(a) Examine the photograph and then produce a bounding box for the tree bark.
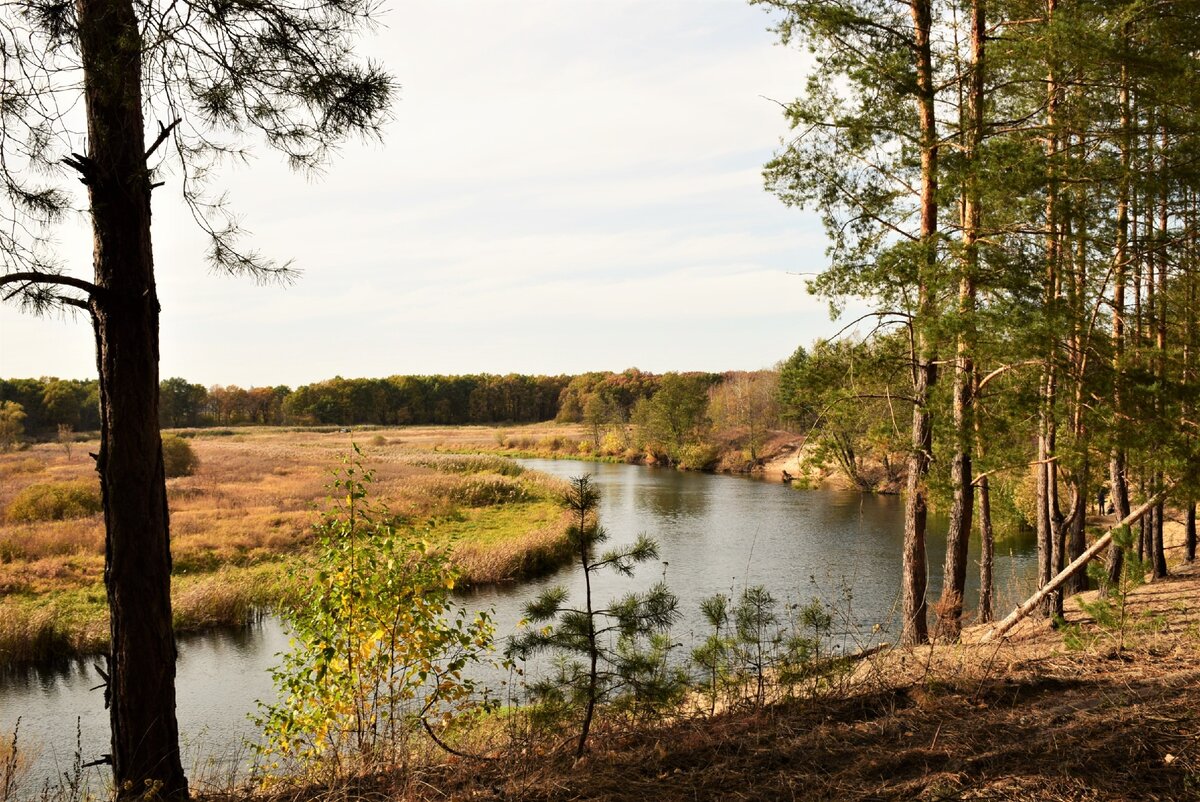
[1152,127,1169,581]
[977,473,995,623]
[901,0,939,647]
[937,0,985,642]
[1034,0,1064,619]
[1187,503,1197,562]
[77,0,187,795]
[1106,27,1134,587]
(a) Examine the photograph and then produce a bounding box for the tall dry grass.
[0,427,571,666]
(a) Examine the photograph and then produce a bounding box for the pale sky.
[0,0,855,388]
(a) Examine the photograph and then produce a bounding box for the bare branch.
[0,270,100,297]
[145,118,182,160]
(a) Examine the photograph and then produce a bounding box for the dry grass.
[0,427,572,666]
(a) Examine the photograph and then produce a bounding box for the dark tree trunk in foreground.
[78,0,186,795]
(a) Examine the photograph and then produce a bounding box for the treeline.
[554,369,779,468]
[0,378,100,433]
[758,0,1200,644]
[0,371,782,450]
[0,374,571,430]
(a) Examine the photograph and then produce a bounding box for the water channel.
[0,459,1037,790]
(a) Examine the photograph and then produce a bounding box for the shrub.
[677,443,720,471]
[162,434,200,477]
[7,481,102,522]
[254,453,493,784]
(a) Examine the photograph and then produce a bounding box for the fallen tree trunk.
[980,480,1178,643]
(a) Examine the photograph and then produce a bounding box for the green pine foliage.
[691,588,838,713]
[1062,526,1165,653]
[507,475,682,756]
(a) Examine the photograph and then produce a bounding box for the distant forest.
[0,369,731,431]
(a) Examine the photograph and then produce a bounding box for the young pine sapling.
[507,475,680,757]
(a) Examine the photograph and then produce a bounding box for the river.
[0,459,1036,791]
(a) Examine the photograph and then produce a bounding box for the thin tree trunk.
[1066,201,1089,596]
[578,507,598,758]
[937,0,985,642]
[1188,194,1198,565]
[1153,496,1167,578]
[901,0,939,646]
[1138,478,1149,561]
[1187,503,1197,562]
[78,0,187,794]
[1038,0,1062,618]
[1152,126,1169,580]
[974,367,995,623]
[978,473,995,623]
[1107,35,1134,586]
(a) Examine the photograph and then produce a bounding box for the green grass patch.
[430,500,561,547]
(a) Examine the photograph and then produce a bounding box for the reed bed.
[0,428,573,666]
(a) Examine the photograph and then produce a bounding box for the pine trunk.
[1038,0,1062,617]
[77,0,186,795]
[937,0,985,642]
[978,473,995,623]
[901,0,938,647]
[1106,32,1133,587]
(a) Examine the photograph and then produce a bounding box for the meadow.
[0,426,580,665]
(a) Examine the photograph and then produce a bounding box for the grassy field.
[0,426,578,665]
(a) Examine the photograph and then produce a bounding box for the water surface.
[1,459,1036,790]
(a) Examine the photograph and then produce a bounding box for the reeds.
[0,429,573,666]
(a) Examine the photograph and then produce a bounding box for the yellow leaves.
[255,458,497,783]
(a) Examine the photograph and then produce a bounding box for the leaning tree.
[0,0,392,795]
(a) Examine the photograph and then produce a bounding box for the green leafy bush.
[254,451,493,784]
[6,481,102,522]
[162,434,199,477]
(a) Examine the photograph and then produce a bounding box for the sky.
[0,0,859,388]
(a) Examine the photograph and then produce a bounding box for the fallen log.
[980,480,1179,644]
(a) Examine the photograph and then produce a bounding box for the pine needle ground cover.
[358,559,1200,802]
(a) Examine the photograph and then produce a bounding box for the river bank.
[402,420,885,490]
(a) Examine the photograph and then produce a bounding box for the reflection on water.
[0,619,290,794]
[1,459,1037,789]
[633,468,711,520]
